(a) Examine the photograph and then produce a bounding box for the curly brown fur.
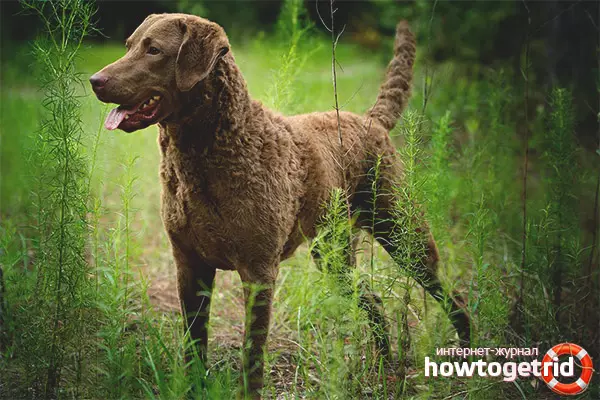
[91,14,470,399]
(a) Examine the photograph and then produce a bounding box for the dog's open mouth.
[105,95,163,131]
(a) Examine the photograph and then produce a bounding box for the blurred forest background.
[0,0,599,399]
[2,0,599,140]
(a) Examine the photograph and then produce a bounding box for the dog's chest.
[157,122,308,269]
[157,142,280,266]
[159,148,227,245]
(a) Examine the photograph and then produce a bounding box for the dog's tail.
[367,21,416,131]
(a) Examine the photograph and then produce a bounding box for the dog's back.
[281,21,416,248]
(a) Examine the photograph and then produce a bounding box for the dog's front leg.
[239,269,276,399]
[173,245,216,366]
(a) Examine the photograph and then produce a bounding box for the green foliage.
[373,0,517,61]
[173,0,271,38]
[389,111,428,389]
[392,111,428,276]
[12,0,97,396]
[522,88,581,344]
[425,111,453,239]
[308,188,390,398]
[314,188,354,281]
[544,89,577,227]
[266,0,314,113]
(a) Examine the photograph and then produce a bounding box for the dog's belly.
[279,194,330,261]
[281,232,304,260]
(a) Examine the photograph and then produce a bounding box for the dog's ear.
[176,17,230,92]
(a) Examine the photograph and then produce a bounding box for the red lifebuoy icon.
[541,343,593,395]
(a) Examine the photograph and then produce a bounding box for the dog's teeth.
[153,95,160,100]
[125,115,130,120]
[149,98,156,105]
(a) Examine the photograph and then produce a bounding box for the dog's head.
[90,13,229,132]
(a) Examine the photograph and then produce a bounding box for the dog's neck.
[161,53,251,151]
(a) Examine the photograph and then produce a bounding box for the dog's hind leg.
[357,280,391,355]
[311,233,391,356]
[357,190,471,346]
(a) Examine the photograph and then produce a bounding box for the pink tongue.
[105,107,129,130]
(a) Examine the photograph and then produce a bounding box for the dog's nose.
[89,73,108,90]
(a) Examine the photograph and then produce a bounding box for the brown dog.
[90,13,470,398]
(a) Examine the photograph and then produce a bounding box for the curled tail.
[367,21,416,131]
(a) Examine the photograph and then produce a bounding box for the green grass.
[1,13,598,399]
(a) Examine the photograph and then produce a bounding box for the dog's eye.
[147,46,161,55]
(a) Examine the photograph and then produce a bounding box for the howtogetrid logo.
[425,342,594,396]
[541,343,593,395]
